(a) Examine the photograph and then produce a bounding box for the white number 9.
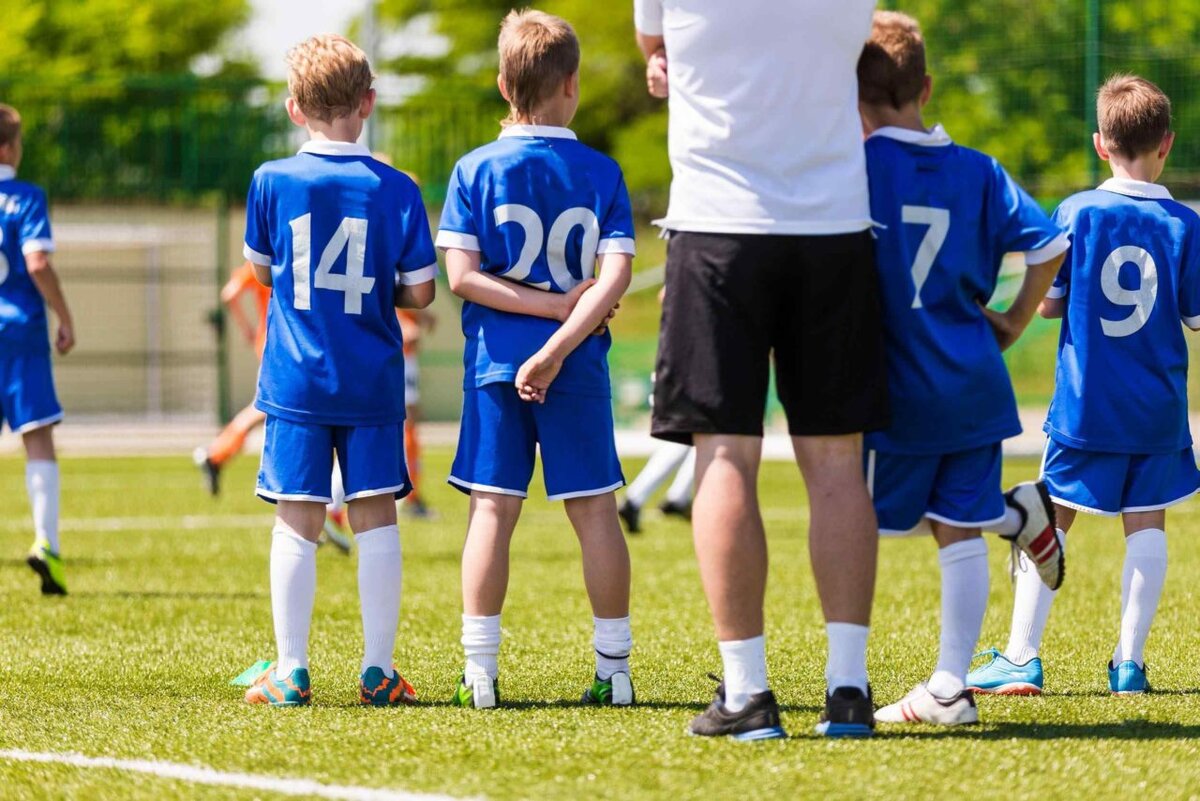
[1100,246,1158,338]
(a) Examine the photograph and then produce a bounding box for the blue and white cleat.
[966,649,1043,696]
[814,686,875,737]
[1108,660,1151,696]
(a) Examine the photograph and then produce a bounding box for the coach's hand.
[56,322,76,355]
[647,49,669,98]
[515,350,562,404]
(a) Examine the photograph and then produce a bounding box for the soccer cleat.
[966,649,1044,695]
[658,499,692,521]
[874,683,979,726]
[26,540,67,596]
[581,672,635,706]
[193,446,221,496]
[1001,481,1064,590]
[814,686,875,737]
[688,676,786,741]
[452,674,498,709]
[244,664,311,706]
[319,517,352,555]
[1109,660,1151,695]
[618,500,641,534]
[359,666,417,706]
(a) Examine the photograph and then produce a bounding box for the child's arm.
[25,251,75,355]
[444,247,592,322]
[982,252,1065,351]
[221,263,259,345]
[397,279,436,310]
[515,253,633,403]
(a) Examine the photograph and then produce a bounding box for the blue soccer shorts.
[257,416,410,504]
[1041,438,1200,516]
[865,443,1006,535]
[0,351,63,434]
[450,384,625,501]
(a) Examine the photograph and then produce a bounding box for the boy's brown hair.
[1097,75,1172,158]
[286,34,374,123]
[857,11,927,110]
[0,104,21,149]
[498,9,580,124]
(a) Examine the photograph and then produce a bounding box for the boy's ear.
[359,88,377,119]
[497,74,511,103]
[1093,132,1111,163]
[1160,130,1176,160]
[565,71,579,99]
[919,75,933,107]
[285,97,307,128]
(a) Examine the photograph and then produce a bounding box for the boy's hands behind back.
[516,350,562,404]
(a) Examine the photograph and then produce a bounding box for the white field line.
[0,513,269,534]
[0,750,474,801]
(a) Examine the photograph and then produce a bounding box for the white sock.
[270,524,318,677]
[718,635,769,713]
[356,525,402,674]
[328,463,346,514]
[664,449,696,505]
[462,614,501,682]
[1004,529,1065,665]
[990,505,1023,537]
[928,538,989,698]
[594,616,633,680]
[1114,528,1167,667]
[26,460,60,553]
[825,622,870,694]
[624,442,690,508]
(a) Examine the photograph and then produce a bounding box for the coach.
[634,0,885,738]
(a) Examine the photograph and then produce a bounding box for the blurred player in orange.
[398,308,435,518]
[194,261,269,495]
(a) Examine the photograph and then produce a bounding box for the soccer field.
[1,450,1199,800]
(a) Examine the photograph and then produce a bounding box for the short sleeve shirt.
[0,165,55,355]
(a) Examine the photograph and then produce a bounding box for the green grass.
[2,450,1200,800]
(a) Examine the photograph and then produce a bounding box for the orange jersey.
[223,262,271,360]
[397,310,420,357]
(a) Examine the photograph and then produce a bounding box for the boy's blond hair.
[0,104,21,149]
[286,34,374,123]
[857,11,926,110]
[498,9,580,124]
[1097,75,1172,158]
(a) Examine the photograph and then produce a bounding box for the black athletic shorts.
[651,230,889,444]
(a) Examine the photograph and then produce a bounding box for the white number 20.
[288,214,375,315]
[1100,245,1158,338]
[494,204,599,291]
[902,205,950,309]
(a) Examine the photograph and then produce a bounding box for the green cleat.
[581,672,635,706]
[26,540,66,596]
[451,674,498,708]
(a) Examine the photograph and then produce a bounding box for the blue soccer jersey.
[1044,178,1200,454]
[243,141,437,427]
[436,125,636,397]
[0,166,55,356]
[864,126,1068,454]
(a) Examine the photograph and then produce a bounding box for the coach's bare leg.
[693,434,766,639]
[461,491,523,616]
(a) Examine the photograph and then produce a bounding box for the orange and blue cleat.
[359,666,417,706]
[244,664,311,706]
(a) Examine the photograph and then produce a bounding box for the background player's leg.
[1006,505,1074,665]
[624,441,689,510]
[564,491,632,684]
[348,493,402,675]
[270,500,324,681]
[793,434,876,695]
[196,404,267,495]
[23,425,59,553]
[662,447,696,510]
[1114,510,1167,671]
[460,491,523,688]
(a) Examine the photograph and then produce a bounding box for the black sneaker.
[814,685,875,737]
[192,447,220,496]
[689,676,786,741]
[658,499,692,521]
[618,500,641,534]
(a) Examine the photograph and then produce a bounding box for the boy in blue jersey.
[239,35,437,707]
[437,10,635,709]
[0,104,75,596]
[856,12,1069,725]
[969,75,1199,697]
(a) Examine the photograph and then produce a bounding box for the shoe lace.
[1007,540,1031,587]
[971,648,1001,665]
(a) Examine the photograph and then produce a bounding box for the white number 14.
[288,214,375,315]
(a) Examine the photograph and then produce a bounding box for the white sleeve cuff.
[1184,314,1200,330]
[243,244,272,266]
[435,230,480,251]
[634,0,664,35]
[1025,233,1070,266]
[21,238,54,255]
[398,263,438,285]
[597,237,636,256]
[1045,284,1067,299]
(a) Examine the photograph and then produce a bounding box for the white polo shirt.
[635,0,876,235]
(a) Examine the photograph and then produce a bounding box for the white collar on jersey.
[498,124,577,141]
[298,140,372,157]
[1098,177,1173,200]
[867,123,953,147]
[0,165,15,180]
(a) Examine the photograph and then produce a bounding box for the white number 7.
[902,205,950,309]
